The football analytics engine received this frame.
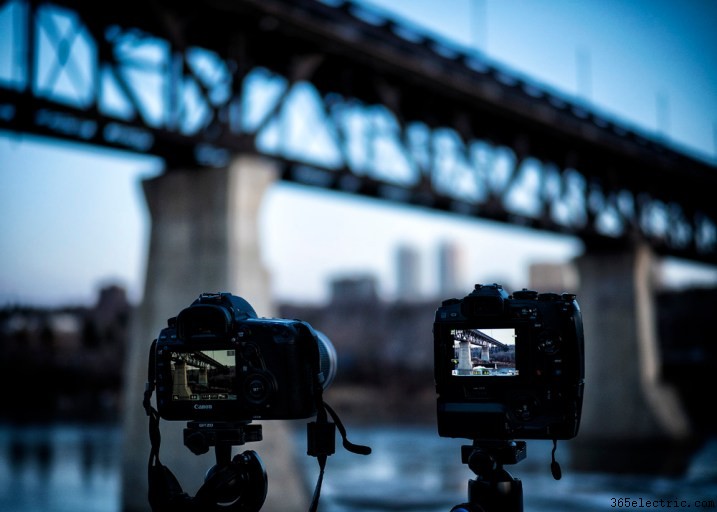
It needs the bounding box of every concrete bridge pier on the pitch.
[457,340,472,374]
[572,242,694,473]
[171,361,192,399]
[121,155,308,512]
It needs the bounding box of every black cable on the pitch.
[306,396,371,511]
[323,401,372,456]
[308,454,327,512]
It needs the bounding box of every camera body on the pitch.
[153,292,336,422]
[434,284,584,440]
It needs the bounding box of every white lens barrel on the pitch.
[315,330,338,390]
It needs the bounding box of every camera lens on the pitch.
[316,330,338,390]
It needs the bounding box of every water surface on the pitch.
[1,423,715,512]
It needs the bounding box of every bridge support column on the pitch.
[572,242,692,472]
[457,340,473,375]
[171,361,192,399]
[198,367,208,388]
[121,155,308,512]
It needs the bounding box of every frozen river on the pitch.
[1,423,715,512]
[293,426,717,512]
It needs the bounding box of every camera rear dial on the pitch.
[243,371,277,407]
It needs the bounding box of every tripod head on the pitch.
[149,421,267,512]
[183,421,262,460]
[450,440,526,512]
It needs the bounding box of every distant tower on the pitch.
[396,244,420,300]
[330,274,379,304]
[438,240,464,297]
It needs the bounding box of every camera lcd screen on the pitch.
[169,349,237,401]
[450,328,517,377]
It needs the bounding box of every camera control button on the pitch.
[538,331,560,354]
[509,395,540,422]
[513,289,538,300]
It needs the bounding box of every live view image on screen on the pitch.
[170,349,237,401]
[450,328,517,376]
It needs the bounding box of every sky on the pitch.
[2,0,717,307]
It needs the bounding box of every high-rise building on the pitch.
[396,244,420,300]
[330,274,379,303]
[438,240,464,297]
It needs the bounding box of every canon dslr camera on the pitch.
[153,292,337,421]
[434,284,584,440]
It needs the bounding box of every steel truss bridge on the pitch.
[171,351,228,372]
[2,0,716,264]
[453,329,509,350]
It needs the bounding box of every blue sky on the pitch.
[1,0,717,306]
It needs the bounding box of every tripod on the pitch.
[182,421,268,511]
[450,440,526,512]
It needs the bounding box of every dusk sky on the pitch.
[1,0,716,306]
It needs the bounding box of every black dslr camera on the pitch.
[434,284,584,440]
[153,292,337,421]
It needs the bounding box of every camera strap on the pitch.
[143,340,196,511]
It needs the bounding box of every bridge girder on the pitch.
[1,0,716,264]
